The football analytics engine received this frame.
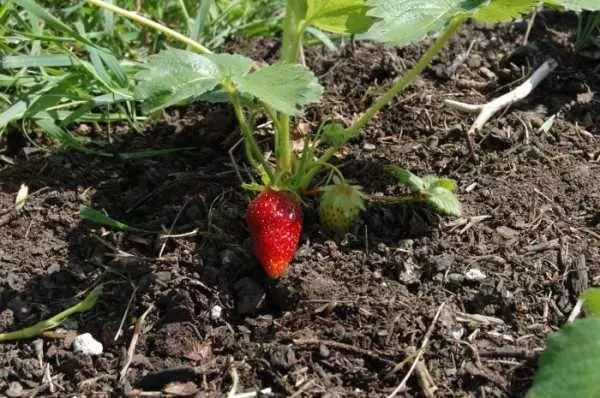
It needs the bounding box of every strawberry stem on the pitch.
[344,16,466,138]
[366,194,424,205]
[226,83,274,180]
[276,1,308,180]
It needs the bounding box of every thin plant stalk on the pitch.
[344,16,466,137]
[297,16,467,190]
[276,1,307,177]
[86,0,212,54]
[226,84,274,180]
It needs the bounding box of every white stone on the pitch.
[210,305,222,320]
[73,333,103,356]
[465,268,486,281]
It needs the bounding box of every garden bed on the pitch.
[1,15,599,397]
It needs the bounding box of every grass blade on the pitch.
[79,205,131,231]
[118,147,195,160]
[0,284,103,341]
[0,54,75,68]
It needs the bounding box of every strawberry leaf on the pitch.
[236,63,323,115]
[385,165,426,192]
[426,186,461,216]
[545,0,600,11]
[306,0,374,34]
[527,318,600,398]
[360,0,475,46]
[361,0,538,46]
[473,0,538,23]
[134,50,255,113]
[204,53,254,79]
[422,176,458,192]
[321,122,354,147]
[134,49,221,113]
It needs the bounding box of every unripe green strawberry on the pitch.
[246,189,303,278]
[318,180,365,234]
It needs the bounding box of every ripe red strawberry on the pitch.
[246,189,303,278]
[318,180,365,234]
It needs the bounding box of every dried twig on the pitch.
[119,304,154,384]
[230,388,273,398]
[386,303,446,398]
[227,366,240,398]
[444,59,557,153]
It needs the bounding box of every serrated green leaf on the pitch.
[527,318,600,398]
[422,176,458,191]
[361,0,536,46]
[134,49,221,113]
[204,53,253,79]
[236,63,323,115]
[306,0,374,34]
[321,122,354,147]
[545,0,600,11]
[385,165,426,192]
[426,186,461,216]
[360,0,471,46]
[474,0,537,23]
[582,288,600,316]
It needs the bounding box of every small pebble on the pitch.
[155,271,172,282]
[447,273,465,284]
[210,305,222,320]
[319,344,330,358]
[465,268,486,281]
[363,143,376,151]
[72,333,103,356]
[5,381,23,398]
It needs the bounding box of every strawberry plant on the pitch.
[80,0,598,278]
[527,288,600,397]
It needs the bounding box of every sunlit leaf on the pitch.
[426,186,461,216]
[361,0,538,46]
[527,318,600,397]
[474,0,537,22]
[545,0,600,11]
[385,165,426,192]
[306,0,374,34]
[236,63,323,115]
[134,49,221,113]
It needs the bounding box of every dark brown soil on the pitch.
[1,13,600,398]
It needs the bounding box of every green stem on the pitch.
[297,147,341,189]
[366,194,423,205]
[297,18,466,190]
[226,86,274,180]
[276,2,307,177]
[344,16,465,138]
[86,0,211,54]
[297,146,336,189]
